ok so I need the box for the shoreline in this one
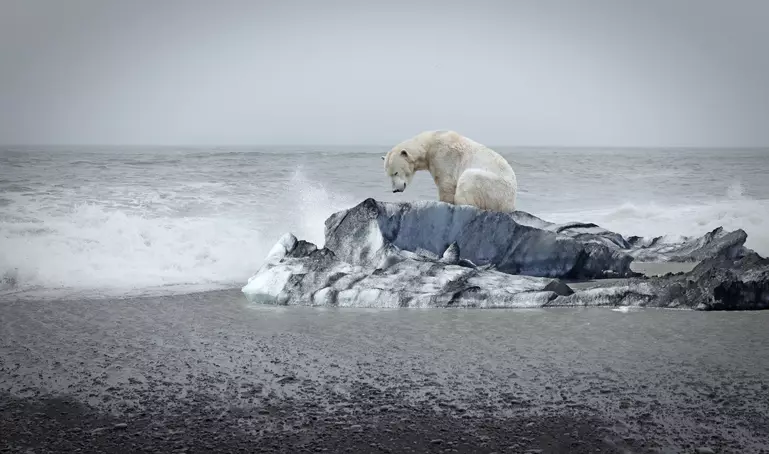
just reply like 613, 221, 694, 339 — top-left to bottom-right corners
0, 260, 701, 306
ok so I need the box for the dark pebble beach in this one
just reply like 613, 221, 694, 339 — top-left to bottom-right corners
2, 290, 768, 453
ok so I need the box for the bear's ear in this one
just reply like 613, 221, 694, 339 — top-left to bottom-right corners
381, 155, 385, 161
400, 149, 409, 159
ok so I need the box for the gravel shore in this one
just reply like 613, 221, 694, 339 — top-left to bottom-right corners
1, 391, 621, 453
2, 290, 768, 453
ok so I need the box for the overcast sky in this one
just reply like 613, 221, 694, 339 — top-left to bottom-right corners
1, 0, 767, 147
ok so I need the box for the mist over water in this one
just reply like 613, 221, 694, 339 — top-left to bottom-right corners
1, 146, 768, 300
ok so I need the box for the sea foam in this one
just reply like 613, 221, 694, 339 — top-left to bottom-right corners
542, 195, 769, 259
0, 169, 351, 300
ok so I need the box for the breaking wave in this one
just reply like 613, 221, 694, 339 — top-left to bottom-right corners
542, 184, 769, 258
0, 170, 353, 300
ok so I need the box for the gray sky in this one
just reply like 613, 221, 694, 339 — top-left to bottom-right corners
1, 0, 768, 147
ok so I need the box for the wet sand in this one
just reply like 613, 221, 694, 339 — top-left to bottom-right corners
2, 290, 768, 453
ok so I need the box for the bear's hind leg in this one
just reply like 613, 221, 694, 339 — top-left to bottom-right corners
454, 169, 516, 212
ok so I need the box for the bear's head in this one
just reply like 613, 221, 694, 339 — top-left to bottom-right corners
382, 143, 420, 193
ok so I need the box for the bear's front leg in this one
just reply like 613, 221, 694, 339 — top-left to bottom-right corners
436, 180, 456, 204
438, 190, 455, 204
433, 173, 456, 204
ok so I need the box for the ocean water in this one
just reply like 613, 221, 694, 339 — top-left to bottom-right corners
1, 145, 768, 300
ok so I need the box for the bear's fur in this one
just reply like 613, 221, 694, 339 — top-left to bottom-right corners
382, 130, 518, 212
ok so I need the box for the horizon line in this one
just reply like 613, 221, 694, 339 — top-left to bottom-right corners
3, 143, 769, 151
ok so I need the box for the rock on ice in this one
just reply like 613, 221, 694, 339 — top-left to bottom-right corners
242, 198, 767, 310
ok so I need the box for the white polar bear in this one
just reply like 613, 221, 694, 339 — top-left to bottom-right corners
382, 130, 518, 212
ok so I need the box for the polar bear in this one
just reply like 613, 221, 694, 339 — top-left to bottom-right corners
382, 130, 518, 212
